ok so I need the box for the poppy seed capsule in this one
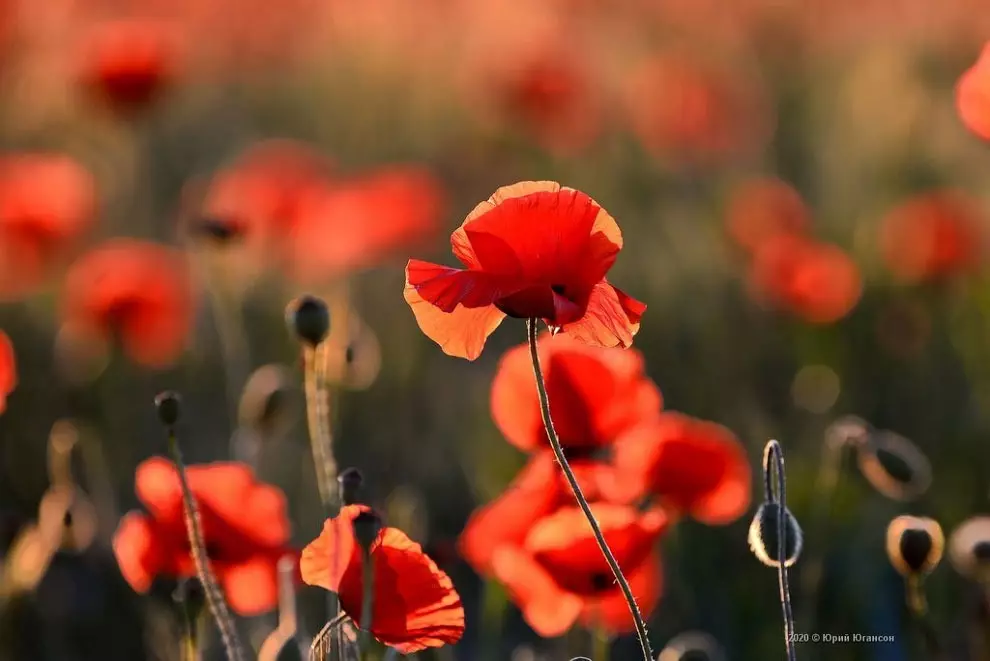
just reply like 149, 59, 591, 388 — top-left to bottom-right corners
948, 516, 990, 582
856, 430, 931, 502
886, 515, 944, 577
352, 509, 382, 553
286, 295, 330, 346
748, 502, 803, 568
154, 390, 181, 427
338, 468, 364, 505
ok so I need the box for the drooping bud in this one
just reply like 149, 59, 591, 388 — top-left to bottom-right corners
154, 390, 182, 427
352, 509, 382, 554
886, 515, 944, 577
748, 502, 803, 568
338, 468, 364, 506
286, 295, 330, 347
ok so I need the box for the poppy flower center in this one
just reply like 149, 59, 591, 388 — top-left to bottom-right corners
551, 284, 566, 295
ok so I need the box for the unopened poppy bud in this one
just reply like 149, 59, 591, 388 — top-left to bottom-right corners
286, 295, 330, 347
351, 510, 382, 554
338, 468, 364, 505
856, 430, 931, 501
748, 502, 803, 568
154, 390, 181, 427
948, 516, 990, 582
887, 515, 944, 577
657, 631, 726, 661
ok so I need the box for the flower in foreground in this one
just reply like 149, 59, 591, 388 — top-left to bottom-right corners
957, 42, 990, 141
0, 331, 14, 414
300, 504, 464, 653
113, 458, 293, 616
405, 181, 645, 360
61, 239, 192, 368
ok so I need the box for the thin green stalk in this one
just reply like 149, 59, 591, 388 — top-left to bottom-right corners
166, 431, 246, 661
359, 551, 375, 661
593, 626, 610, 661
526, 318, 652, 661
906, 575, 942, 659
763, 440, 797, 661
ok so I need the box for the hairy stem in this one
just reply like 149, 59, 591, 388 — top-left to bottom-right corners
527, 319, 652, 661
763, 440, 797, 661
166, 431, 246, 661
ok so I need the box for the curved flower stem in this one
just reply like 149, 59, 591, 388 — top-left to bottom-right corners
165, 430, 247, 661
763, 440, 797, 661
526, 319, 653, 661
905, 575, 942, 659
304, 344, 339, 513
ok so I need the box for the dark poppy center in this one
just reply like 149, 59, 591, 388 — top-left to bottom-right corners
898, 529, 934, 572
551, 284, 566, 295
590, 572, 612, 592
874, 447, 915, 484
973, 540, 990, 562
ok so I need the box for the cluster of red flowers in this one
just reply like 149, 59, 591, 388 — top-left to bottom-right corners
726, 177, 863, 324
459, 333, 751, 637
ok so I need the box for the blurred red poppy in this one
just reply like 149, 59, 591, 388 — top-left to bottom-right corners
491, 503, 666, 637
0, 331, 15, 414
608, 412, 751, 525
78, 18, 180, 114
405, 181, 645, 360
957, 42, 990, 141
491, 333, 661, 452
288, 166, 446, 283
62, 240, 192, 368
0, 154, 96, 299
749, 234, 862, 324
113, 457, 293, 616
879, 191, 983, 283
300, 504, 465, 653
725, 177, 810, 254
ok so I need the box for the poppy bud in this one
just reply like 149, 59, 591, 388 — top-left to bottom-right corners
748, 502, 803, 568
856, 430, 931, 501
351, 510, 382, 554
173, 577, 206, 622
657, 631, 726, 661
947, 516, 990, 582
286, 295, 330, 347
886, 515, 944, 577
154, 390, 181, 427
338, 468, 364, 505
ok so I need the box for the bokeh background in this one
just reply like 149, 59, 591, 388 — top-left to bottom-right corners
2, 0, 990, 659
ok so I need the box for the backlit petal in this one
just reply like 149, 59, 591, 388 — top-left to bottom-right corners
559, 282, 645, 348
491, 545, 582, 638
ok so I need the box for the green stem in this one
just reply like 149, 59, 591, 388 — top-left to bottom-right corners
906, 575, 942, 659
593, 625, 610, 661
526, 319, 652, 661
763, 441, 797, 661
166, 431, 246, 661
359, 551, 375, 661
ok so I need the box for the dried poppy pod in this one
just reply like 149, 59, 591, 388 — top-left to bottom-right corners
886, 516, 944, 577
238, 364, 298, 437
948, 516, 990, 582
657, 631, 727, 661
286, 295, 330, 347
856, 430, 931, 501
748, 502, 803, 568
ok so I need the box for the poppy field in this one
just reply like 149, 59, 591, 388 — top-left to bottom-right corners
4, 1, 990, 660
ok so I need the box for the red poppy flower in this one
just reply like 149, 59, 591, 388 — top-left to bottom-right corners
300, 504, 465, 653
405, 181, 645, 360
113, 457, 293, 616
490, 333, 661, 452
0, 331, 15, 415
78, 19, 180, 114
749, 234, 862, 324
879, 191, 983, 283
957, 42, 990, 141
62, 240, 192, 368
725, 177, 810, 254
288, 166, 446, 283
0, 154, 96, 299
608, 413, 751, 525
491, 503, 666, 637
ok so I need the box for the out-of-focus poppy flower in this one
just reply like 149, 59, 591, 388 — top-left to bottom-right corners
405, 181, 645, 360
749, 234, 862, 324
879, 191, 984, 283
0, 154, 96, 299
78, 19, 180, 114
288, 166, 446, 283
623, 53, 770, 164
113, 457, 293, 616
490, 333, 661, 452
62, 240, 192, 368
491, 503, 666, 637
608, 412, 751, 525
0, 330, 14, 414
957, 42, 990, 141
725, 178, 810, 254
300, 504, 464, 653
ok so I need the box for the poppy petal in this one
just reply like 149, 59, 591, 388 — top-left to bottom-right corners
581, 548, 663, 634
300, 505, 362, 592
220, 555, 281, 617
491, 545, 582, 638
404, 260, 507, 360
112, 512, 163, 593
133, 457, 183, 522
559, 282, 645, 348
